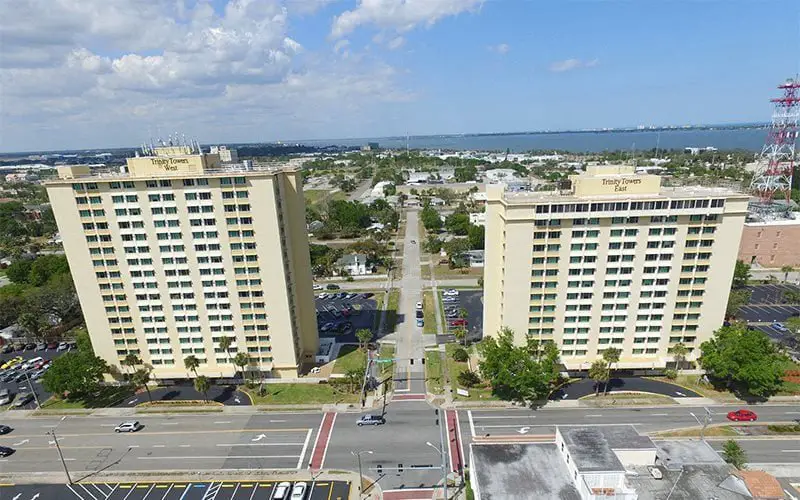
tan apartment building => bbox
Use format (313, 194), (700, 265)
(483, 165), (749, 371)
(46, 145), (318, 380)
(738, 216), (800, 268)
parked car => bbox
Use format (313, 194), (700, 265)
(13, 372), (28, 383)
(0, 425), (12, 435)
(13, 393), (33, 408)
(13, 344), (25, 352)
(416, 318), (424, 327)
(318, 293), (328, 300)
(24, 343), (36, 351)
(290, 482), (308, 500)
(312, 284), (324, 290)
(114, 421), (142, 433)
(0, 389), (11, 405)
(57, 342), (69, 351)
(443, 289), (459, 296)
(22, 357), (43, 370)
(272, 482), (292, 500)
(320, 322), (335, 333)
(326, 284), (340, 290)
(449, 319), (468, 327)
(35, 343), (46, 351)
(0, 446), (15, 457)
(727, 409), (758, 422)
(442, 297), (458, 303)
(1, 345), (13, 354)
(773, 322), (789, 333)
(46, 341), (59, 350)
(0, 373), (15, 384)
(1, 357), (23, 370)
(357, 414), (386, 426)
(415, 302), (422, 310)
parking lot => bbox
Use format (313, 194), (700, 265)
(0, 345), (71, 410)
(1, 480), (350, 500)
(315, 292), (379, 343)
(437, 289), (483, 344)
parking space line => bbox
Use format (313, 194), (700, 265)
(178, 484), (192, 500)
(122, 484), (138, 500)
(67, 484), (86, 500)
(79, 484), (99, 500)
(141, 484), (156, 500)
(158, 484), (173, 500)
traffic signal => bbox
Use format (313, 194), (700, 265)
(377, 464), (383, 475)
(410, 358), (414, 365)
(398, 463), (404, 473)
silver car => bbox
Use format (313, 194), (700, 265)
(0, 389), (10, 405)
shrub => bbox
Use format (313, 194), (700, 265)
(664, 369), (678, 380)
(458, 370), (480, 388)
(452, 347), (469, 362)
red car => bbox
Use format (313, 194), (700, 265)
(727, 409), (758, 422)
(449, 319), (468, 327)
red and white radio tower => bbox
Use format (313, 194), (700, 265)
(750, 78), (800, 203)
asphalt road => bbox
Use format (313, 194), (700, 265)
(0, 480), (350, 500)
(549, 377), (701, 400)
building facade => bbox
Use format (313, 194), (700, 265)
(46, 145), (318, 380)
(483, 165), (748, 371)
(738, 218), (800, 268)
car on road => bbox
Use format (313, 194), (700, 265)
(416, 302), (422, 310)
(313, 284), (324, 290)
(57, 342), (69, 351)
(0, 446), (15, 457)
(727, 409), (758, 422)
(410, 240), (416, 244)
(326, 284), (340, 290)
(356, 414), (386, 426)
(0, 389), (11, 406)
(114, 421), (142, 433)
(0, 425), (12, 435)
(272, 481), (292, 500)
(1, 357), (23, 370)
(13, 393), (33, 408)
(773, 322), (789, 333)
(290, 482), (308, 500)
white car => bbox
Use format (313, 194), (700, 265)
(318, 293), (328, 300)
(416, 302), (423, 310)
(272, 481), (292, 500)
(313, 284), (324, 290)
(773, 322), (789, 333)
(114, 421), (142, 433)
(290, 482), (308, 500)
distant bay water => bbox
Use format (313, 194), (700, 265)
(297, 128), (769, 153)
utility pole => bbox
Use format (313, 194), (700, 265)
(48, 427), (71, 484)
(689, 407), (713, 441)
(351, 450), (373, 498)
(24, 371), (40, 409)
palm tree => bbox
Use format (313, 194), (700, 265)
(234, 352), (250, 383)
(183, 355), (200, 378)
(218, 336), (234, 366)
(782, 265), (794, 283)
(453, 327), (467, 347)
(601, 348), (621, 395)
(194, 375), (211, 402)
(669, 342), (689, 374)
(355, 329), (373, 351)
(588, 360), (609, 397)
(131, 368), (153, 402)
(123, 353), (142, 376)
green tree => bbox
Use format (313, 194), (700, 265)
(601, 347), (621, 395)
(445, 212), (470, 236)
(424, 235), (443, 254)
(219, 336), (234, 365)
(183, 355), (200, 378)
(194, 375), (211, 402)
(382, 183), (396, 196)
(467, 224), (485, 250)
(669, 342), (689, 374)
(451, 347), (469, 362)
(32, 274), (81, 324)
(356, 329), (373, 351)
(726, 289), (751, 318)
(787, 316), (800, 335)
(722, 440), (747, 469)
(732, 260), (751, 288)
(457, 370), (480, 388)
(42, 351), (109, 399)
(6, 259), (32, 284)
(699, 324), (785, 397)
(478, 327), (561, 403)
(234, 352), (250, 382)
(18, 311), (46, 341)
(783, 290), (800, 304)
(27, 255), (69, 286)
(453, 327), (467, 347)
(443, 238), (471, 269)
(344, 367), (363, 393)
(782, 265), (794, 282)
(453, 166), (477, 183)
(588, 360), (610, 396)
(131, 367), (154, 402)
(122, 353), (141, 376)
(420, 206), (442, 232)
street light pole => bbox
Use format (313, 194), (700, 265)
(426, 441), (448, 500)
(689, 407), (712, 441)
(350, 450), (373, 497)
(24, 371), (40, 409)
(48, 416), (71, 484)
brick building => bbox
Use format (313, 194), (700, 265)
(738, 218), (800, 268)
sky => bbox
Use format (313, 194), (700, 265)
(1, 0), (799, 152)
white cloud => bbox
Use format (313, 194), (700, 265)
(549, 58), (599, 73)
(488, 43), (510, 55)
(387, 36), (405, 50)
(331, 0), (482, 38)
(285, 0), (341, 15)
(0, 0), (414, 151)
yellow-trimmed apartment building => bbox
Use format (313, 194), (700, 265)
(45, 145), (318, 380)
(483, 165), (749, 371)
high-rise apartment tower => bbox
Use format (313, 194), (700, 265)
(483, 165), (748, 370)
(46, 145), (318, 380)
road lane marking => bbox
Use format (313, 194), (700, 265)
(298, 428), (313, 470)
(213, 421), (232, 424)
(161, 423), (179, 426)
(78, 484), (99, 500)
(0, 428), (309, 440)
(180, 444), (191, 448)
(781, 450), (800, 452)
(585, 414), (603, 417)
(474, 424), (547, 429)
(153, 445), (165, 448)
(470, 415), (536, 419)
(650, 414), (670, 416)
(785, 412), (800, 414)
(137, 455), (299, 460)
(468, 411), (476, 438)
(269, 420), (287, 423)
(216, 443), (305, 447)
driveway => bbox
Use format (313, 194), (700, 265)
(116, 384), (251, 407)
(549, 377), (701, 400)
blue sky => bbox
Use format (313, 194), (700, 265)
(1, 0), (799, 151)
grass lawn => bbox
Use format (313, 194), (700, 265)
(446, 343), (496, 401)
(649, 375), (741, 402)
(421, 265), (431, 280)
(433, 264), (483, 278)
(304, 189), (346, 205)
(42, 385), (135, 409)
(652, 426), (740, 438)
(425, 350), (444, 394)
(385, 289), (400, 333)
(242, 383), (359, 405)
(423, 291), (437, 334)
(378, 344), (396, 377)
(333, 345), (366, 375)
